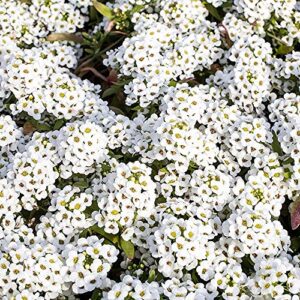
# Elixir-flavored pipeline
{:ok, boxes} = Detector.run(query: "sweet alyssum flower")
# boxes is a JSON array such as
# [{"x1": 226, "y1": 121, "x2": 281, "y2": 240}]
[{"x1": 0, "y1": 0, "x2": 299, "y2": 299}]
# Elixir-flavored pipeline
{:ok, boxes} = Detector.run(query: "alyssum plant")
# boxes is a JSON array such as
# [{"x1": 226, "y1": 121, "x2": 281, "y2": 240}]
[{"x1": 0, "y1": 0, "x2": 299, "y2": 299}]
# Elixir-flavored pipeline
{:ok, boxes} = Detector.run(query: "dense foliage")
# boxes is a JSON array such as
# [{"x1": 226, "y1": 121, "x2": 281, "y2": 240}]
[{"x1": 0, "y1": 0, "x2": 300, "y2": 299}]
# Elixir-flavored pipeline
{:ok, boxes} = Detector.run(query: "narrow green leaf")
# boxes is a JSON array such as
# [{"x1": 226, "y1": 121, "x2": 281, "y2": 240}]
[
  {"x1": 93, "y1": 0, "x2": 113, "y2": 20},
  {"x1": 131, "y1": 5, "x2": 144, "y2": 14},
  {"x1": 120, "y1": 238, "x2": 135, "y2": 259},
  {"x1": 271, "y1": 131, "x2": 283, "y2": 156},
  {"x1": 73, "y1": 181, "x2": 89, "y2": 189},
  {"x1": 29, "y1": 119, "x2": 51, "y2": 132},
  {"x1": 277, "y1": 44, "x2": 294, "y2": 55},
  {"x1": 79, "y1": 228, "x2": 89, "y2": 238},
  {"x1": 91, "y1": 225, "x2": 119, "y2": 244},
  {"x1": 291, "y1": 237, "x2": 300, "y2": 252},
  {"x1": 148, "y1": 269, "x2": 156, "y2": 283},
  {"x1": 90, "y1": 6, "x2": 101, "y2": 23},
  {"x1": 223, "y1": 0, "x2": 233, "y2": 9},
  {"x1": 191, "y1": 269, "x2": 199, "y2": 283},
  {"x1": 53, "y1": 119, "x2": 65, "y2": 130},
  {"x1": 168, "y1": 80, "x2": 177, "y2": 87},
  {"x1": 84, "y1": 201, "x2": 99, "y2": 216},
  {"x1": 204, "y1": 3, "x2": 222, "y2": 21},
  {"x1": 109, "y1": 106, "x2": 125, "y2": 115},
  {"x1": 155, "y1": 196, "x2": 166, "y2": 205},
  {"x1": 91, "y1": 289, "x2": 101, "y2": 300},
  {"x1": 102, "y1": 85, "x2": 122, "y2": 98},
  {"x1": 282, "y1": 157, "x2": 294, "y2": 165}
]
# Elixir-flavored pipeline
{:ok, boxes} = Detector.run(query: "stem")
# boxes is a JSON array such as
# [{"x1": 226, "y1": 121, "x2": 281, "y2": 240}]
[
  {"x1": 267, "y1": 31, "x2": 289, "y2": 47},
  {"x1": 80, "y1": 67, "x2": 108, "y2": 82}
]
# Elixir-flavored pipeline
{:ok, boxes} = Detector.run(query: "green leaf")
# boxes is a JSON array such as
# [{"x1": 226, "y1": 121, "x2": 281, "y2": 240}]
[
  {"x1": 291, "y1": 237, "x2": 300, "y2": 252},
  {"x1": 91, "y1": 289, "x2": 101, "y2": 300},
  {"x1": 93, "y1": 0, "x2": 113, "y2": 20},
  {"x1": 155, "y1": 196, "x2": 166, "y2": 205},
  {"x1": 204, "y1": 2, "x2": 222, "y2": 21},
  {"x1": 102, "y1": 85, "x2": 122, "y2": 98},
  {"x1": 53, "y1": 119, "x2": 65, "y2": 130},
  {"x1": 148, "y1": 269, "x2": 156, "y2": 283},
  {"x1": 168, "y1": 80, "x2": 177, "y2": 87},
  {"x1": 271, "y1": 131, "x2": 283, "y2": 156},
  {"x1": 84, "y1": 200, "x2": 99, "y2": 216},
  {"x1": 91, "y1": 225, "x2": 119, "y2": 244},
  {"x1": 109, "y1": 106, "x2": 125, "y2": 115},
  {"x1": 282, "y1": 157, "x2": 294, "y2": 165},
  {"x1": 79, "y1": 228, "x2": 90, "y2": 238},
  {"x1": 73, "y1": 181, "x2": 89, "y2": 189},
  {"x1": 223, "y1": 0, "x2": 233, "y2": 9},
  {"x1": 131, "y1": 5, "x2": 144, "y2": 14},
  {"x1": 241, "y1": 255, "x2": 254, "y2": 276},
  {"x1": 90, "y1": 6, "x2": 101, "y2": 23},
  {"x1": 277, "y1": 44, "x2": 294, "y2": 55},
  {"x1": 37, "y1": 123, "x2": 51, "y2": 131},
  {"x1": 28, "y1": 119, "x2": 51, "y2": 132},
  {"x1": 191, "y1": 269, "x2": 199, "y2": 283},
  {"x1": 120, "y1": 238, "x2": 135, "y2": 259}
]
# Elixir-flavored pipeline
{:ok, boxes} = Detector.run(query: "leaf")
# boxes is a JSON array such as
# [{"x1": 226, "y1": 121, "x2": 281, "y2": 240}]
[
  {"x1": 291, "y1": 237, "x2": 300, "y2": 252},
  {"x1": 271, "y1": 131, "x2": 283, "y2": 156},
  {"x1": 79, "y1": 228, "x2": 90, "y2": 238},
  {"x1": 109, "y1": 106, "x2": 125, "y2": 115},
  {"x1": 290, "y1": 197, "x2": 300, "y2": 230},
  {"x1": 241, "y1": 255, "x2": 254, "y2": 276},
  {"x1": 131, "y1": 5, "x2": 144, "y2": 14},
  {"x1": 155, "y1": 196, "x2": 166, "y2": 205},
  {"x1": 223, "y1": 0, "x2": 233, "y2": 9},
  {"x1": 148, "y1": 269, "x2": 156, "y2": 283},
  {"x1": 30, "y1": 120, "x2": 51, "y2": 132},
  {"x1": 93, "y1": 0, "x2": 113, "y2": 20},
  {"x1": 277, "y1": 44, "x2": 294, "y2": 55},
  {"x1": 282, "y1": 157, "x2": 294, "y2": 165},
  {"x1": 120, "y1": 238, "x2": 135, "y2": 259},
  {"x1": 91, "y1": 225, "x2": 119, "y2": 244},
  {"x1": 53, "y1": 119, "x2": 65, "y2": 130},
  {"x1": 47, "y1": 33, "x2": 83, "y2": 43},
  {"x1": 204, "y1": 2, "x2": 222, "y2": 21},
  {"x1": 102, "y1": 85, "x2": 122, "y2": 98},
  {"x1": 84, "y1": 200, "x2": 99, "y2": 216},
  {"x1": 168, "y1": 80, "x2": 177, "y2": 87},
  {"x1": 90, "y1": 6, "x2": 101, "y2": 23},
  {"x1": 191, "y1": 269, "x2": 199, "y2": 283},
  {"x1": 91, "y1": 289, "x2": 101, "y2": 300},
  {"x1": 73, "y1": 181, "x2": 89, "y2": 189}
]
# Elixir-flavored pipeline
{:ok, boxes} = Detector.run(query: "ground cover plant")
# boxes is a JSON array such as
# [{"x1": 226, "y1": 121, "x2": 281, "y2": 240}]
[{"x1": 0, "y1": 0, "x2": 300, "y2": 299}]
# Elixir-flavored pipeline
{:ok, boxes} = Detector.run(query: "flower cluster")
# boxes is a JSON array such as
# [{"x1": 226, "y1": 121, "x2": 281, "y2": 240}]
[
  {"x1": 92, "y1": 161, "x2": 156, "y2": 238},
  {"x1": 0, "y1": 0, "x2": 300, "y2": 299}
]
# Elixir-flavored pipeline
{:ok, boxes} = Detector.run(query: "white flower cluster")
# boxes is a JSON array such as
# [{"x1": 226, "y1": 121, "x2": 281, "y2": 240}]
[
  {"x1": 105, "y1": 0, "x2": 223, "y2": 107},
  {"x1": 0, "y1": 0, "x2": 300, "y2": 299},
  {"x1": 103, "y1": 275, "x2": 161, "y2": 300},
  {"x1": 63, "y1": 236, "x2": 119, "y2": 294},
  {"x1": 92, "y1": 161, "x2": 156, "y2": 238},
  {"x1": 0, "y1": 0, "x2": 91, "y2": 45},
  {"x1": 0, "y1": 229, "x2": 118, "y2": 299}
]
